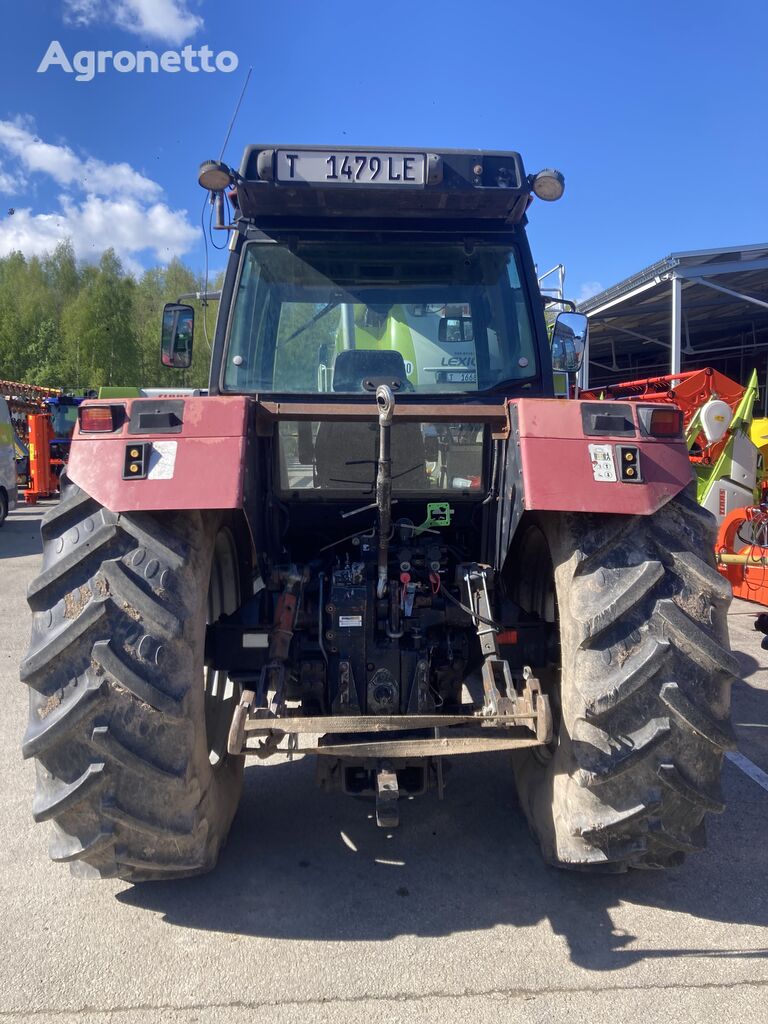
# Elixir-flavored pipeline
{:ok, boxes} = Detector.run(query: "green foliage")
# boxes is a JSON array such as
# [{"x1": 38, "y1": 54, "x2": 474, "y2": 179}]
[
  {"x1": 273, "y1": 302, "x2": 341, "y2": 390},
  {"x1": 0, "y1": 243, "x2": 219, "y2": 391}
]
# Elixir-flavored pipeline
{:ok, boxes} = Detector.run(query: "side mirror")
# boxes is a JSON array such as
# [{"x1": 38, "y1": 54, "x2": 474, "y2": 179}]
[
  {"x1": 551, "y1": 311, "x2": 588, "y2": 374},
  {"x1": 438, "y1": 316, "x2": 474, "y2": 343},
  {"x1": 161, "y1": 303, "x2": 194, "y2": 369}
]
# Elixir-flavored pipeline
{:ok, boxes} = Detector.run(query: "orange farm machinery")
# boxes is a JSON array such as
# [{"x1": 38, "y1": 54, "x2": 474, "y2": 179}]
[
  {"x1": 1, "y1": 381, "x2": 83, "y2": 502},
  {"x1": 584, "y1": 367, "x2": 768, "y2": 605}
]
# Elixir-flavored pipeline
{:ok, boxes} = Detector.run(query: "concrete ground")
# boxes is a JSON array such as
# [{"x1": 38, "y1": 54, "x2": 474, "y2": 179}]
[{"x1": 1, "y1": 502, "x2": 766, "y2": 1024}]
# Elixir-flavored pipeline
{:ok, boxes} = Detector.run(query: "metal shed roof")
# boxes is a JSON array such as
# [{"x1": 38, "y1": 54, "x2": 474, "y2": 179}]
[{"x1": 577, "y1": 244, "x2": 768, "y2": 397}]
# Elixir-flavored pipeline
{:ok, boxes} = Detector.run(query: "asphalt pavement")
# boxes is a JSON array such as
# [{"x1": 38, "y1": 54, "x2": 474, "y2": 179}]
[{"x1": 1, "y1": 502, "x2": 767, "y2": 1024}]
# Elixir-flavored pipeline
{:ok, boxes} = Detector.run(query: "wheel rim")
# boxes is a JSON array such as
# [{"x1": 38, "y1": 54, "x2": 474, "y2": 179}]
[
  {"x1": 204, "y1": 528, "x2": 240, "y2": 767},
  {"x1": 511, "y1": 524, "x2": 561, "y2": 762}
]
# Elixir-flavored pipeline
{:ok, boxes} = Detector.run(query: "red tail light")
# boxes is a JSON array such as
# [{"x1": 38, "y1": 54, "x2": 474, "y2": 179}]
[
  {"x1": 638, "y1": 406, "x2": 683, "y2": 438},
  {"x1": 496, "y1": 630, "x2": 519, "y2": 645},
  {"x1": 649, "y1": 408, "x2": 683, "y2": 437},
  {"x1": 79, "y1": 405, "x2": 122, "y2": 432}
]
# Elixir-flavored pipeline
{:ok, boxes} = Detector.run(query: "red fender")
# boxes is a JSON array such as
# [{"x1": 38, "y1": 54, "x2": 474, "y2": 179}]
[{"x1": 67, "y1": 397, "x2": 249, "y2": 512}]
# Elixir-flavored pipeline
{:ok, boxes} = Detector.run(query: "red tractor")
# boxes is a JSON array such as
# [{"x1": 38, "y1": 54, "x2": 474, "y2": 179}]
[{"x1": 21, "y1": 146, "x2": 736, "y2": 881}]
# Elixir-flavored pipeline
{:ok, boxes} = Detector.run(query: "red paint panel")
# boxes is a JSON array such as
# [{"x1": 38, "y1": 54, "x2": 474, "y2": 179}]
[
  {"x1": 68, "y1": 396, "x2": 249, "y2": 512},
  {"x1": 73, "y1": 396, "x2": 249, "y2": 440},
  {"x1": 69, "y1": 436, "x2": 246, "y2": 512},
  {"x1": 512, "y1": 398, "x2": 692, "y2": 515},
  {"x1": 165, "y1": 396, "x2": 249, "y2": 436},
  {"x1": 517, "y1": 436, "x2": 693, "y2": 514}
]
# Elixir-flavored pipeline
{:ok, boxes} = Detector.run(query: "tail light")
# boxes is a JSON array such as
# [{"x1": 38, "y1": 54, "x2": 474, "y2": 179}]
[
  {"x1": 638, "y1": 406, "x2": 684, "y2": 438},
  {"x1": 496, "y1": 630, "x2": 518, "y2": 645},
  {"x1": 79, "y1": 404, "x2": 124, "y2": 432}
]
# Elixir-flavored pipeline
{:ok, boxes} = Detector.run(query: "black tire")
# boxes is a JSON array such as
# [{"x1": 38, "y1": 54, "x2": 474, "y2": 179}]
[
  {"x1": 20, "y1": 475, "x2": 246, "y2": 881},
  {"x1": 509, "y1": 486, "x2": 738, "y2": 871},
  {"x1": 0, "y1": 489, "x2": 7, "y2": 527}
]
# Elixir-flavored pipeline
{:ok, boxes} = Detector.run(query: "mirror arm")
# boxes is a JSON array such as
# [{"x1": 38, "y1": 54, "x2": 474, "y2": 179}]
[{"x1": 541, "y1": 296, "x2": 577, "y2": 312}]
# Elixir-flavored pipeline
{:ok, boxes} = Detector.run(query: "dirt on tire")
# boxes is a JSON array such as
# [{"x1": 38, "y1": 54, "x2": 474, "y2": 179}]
[{"x1": 510, "y1": 486, "x2": 738, "y2": 871}]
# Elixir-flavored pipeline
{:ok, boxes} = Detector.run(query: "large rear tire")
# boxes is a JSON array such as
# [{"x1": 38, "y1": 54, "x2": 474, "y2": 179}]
[
  {"x1": 509, "y1": 487, "x2": 738, "y2": 871},
  {"x1": 21, "y1": 475, "x2": 245, "y2": 881}
]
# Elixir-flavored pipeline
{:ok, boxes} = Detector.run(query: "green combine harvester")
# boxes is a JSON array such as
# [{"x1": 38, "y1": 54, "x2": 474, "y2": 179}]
[{"x1": 584, "y1": 366, "x2": 761, "y2": 525}]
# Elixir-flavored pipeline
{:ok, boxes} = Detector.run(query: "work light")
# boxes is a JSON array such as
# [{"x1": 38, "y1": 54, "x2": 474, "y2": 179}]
[{"x1": 530, "y1": 169, "x2": 565, "y2": 201}]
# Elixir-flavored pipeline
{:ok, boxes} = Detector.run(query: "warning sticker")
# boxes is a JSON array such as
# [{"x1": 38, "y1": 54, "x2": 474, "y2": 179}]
[
  {"x1": 588, "y1": 444, "x2": 617, "y2": 482},
  {"x1": 338, "y1": 615, "x2": 362, "y2": 628},
  {"x1": 147, "y1": 440, "x2": 178, "y2": 481}
]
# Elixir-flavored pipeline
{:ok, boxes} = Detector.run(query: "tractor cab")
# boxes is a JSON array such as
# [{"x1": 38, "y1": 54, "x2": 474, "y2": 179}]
[
  {"x1": 207, "y1": 145, "x2": 566, "y2": 402},
  {"x1": 45, "y1": 394, "x2": 82, "y2": 442},
  {"x1": 161, "y1": 147, "x2": 587, "y2": 403},
  {"x1": 222, "y1": 238, "x2": 539, "y2": 398},
  {"x1": 166, "y1": 147, "x2": 582, "y2": 504}
]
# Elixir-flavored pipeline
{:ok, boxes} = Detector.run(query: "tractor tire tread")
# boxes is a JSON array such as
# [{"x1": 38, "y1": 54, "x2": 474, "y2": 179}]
[
  {"x1": 27, "y1": 522, "x2": 119, "y2": 607},
  {"x1": 21, "y1": 480, "x2": 243, "y2": 881},
  {"x1": 512, "y1": 488, "x2": 735, "y2": 872},
  {"x1": 32, "y1": 761, "x2": 107, "y2": 822},
  {"x1": 91, "y1": 639, "x2": 183, "y2": 718}
]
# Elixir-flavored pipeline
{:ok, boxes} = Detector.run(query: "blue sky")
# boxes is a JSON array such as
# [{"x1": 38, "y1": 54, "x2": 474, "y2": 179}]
[{"x1": 0, "y1": 0, "x2": 766, "y2": 300}]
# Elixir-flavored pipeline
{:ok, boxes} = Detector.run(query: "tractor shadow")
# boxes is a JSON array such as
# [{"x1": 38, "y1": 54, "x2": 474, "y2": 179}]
[
  {"x1": 0, "y1": 503, "x2": 45, "y2": 560},
  {"x1": 118, "y1": 748, "x2": 768, "y2": 972}
]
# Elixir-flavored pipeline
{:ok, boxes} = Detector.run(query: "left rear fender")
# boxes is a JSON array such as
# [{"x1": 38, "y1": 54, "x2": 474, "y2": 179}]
[{"x1": 67, "y1": 396, "x2": 249, "y2": 513}]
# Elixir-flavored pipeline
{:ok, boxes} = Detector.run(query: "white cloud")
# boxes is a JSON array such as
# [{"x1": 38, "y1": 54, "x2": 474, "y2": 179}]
[
  {"x1": 63, "y1": 0, "x2": 203, "y2": 44},
  {"x1": 0, "y1": 119, "x2": 161, "y2": 200},
  {"x1": 115, "y1": 0, "x2": 203, "y2": 44},
  {"x1": 63, "y1": 0, "x2": 100, "y2": 26},
  {"x1": 0, "y1": 166, "x2": 15, "y2": 195},
  {"x1": 576, "y1": 280, "x2": 604, "y2": 303},
  {"x1": 0, "y1": 196, "x2": 198, "y2": 271},
  {"x1": 0, "y1": 118, "x2": 198, "y2": 271}
]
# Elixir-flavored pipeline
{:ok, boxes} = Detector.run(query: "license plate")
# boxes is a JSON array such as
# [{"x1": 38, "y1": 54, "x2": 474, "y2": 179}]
[
  {"x1": 444, "y1": 371, "x2": 477, "y2": 384},
  {"x1": 275, "y1": 150, "x2": 426, "y2": 186}
]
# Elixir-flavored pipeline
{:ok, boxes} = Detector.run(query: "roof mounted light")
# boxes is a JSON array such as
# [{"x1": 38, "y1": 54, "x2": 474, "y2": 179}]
[
  {"x1": 198, "y1": 160, "x2": 235, "y2": 192},
  {"x1": 530, "y1": 169, "x2": 565, "y2": 202}
]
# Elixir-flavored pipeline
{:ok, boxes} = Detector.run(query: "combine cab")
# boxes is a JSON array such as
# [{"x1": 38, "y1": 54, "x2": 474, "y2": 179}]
[{"x1": 21, "y1": 146, "x2": 737, "y2": 880}]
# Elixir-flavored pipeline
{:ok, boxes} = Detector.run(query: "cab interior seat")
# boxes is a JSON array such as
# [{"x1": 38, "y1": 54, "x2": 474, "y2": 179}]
[{"x1": 314, "y1": 350, "x2": 427, "y2": 491}]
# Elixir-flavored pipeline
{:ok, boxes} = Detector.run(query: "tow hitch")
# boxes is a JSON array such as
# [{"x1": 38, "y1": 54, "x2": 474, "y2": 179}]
[{"x1": 225, "y1": 555, "x2": 553, "y2": 827}]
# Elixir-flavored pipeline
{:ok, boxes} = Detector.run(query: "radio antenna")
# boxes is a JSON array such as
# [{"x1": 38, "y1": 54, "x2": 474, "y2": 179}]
[
  {"x1": 219, "y1": 65, "x2": 252, "y2": 162},
  {"x1": 199, "y1": 66, "x2": 252, "y2": 354}
]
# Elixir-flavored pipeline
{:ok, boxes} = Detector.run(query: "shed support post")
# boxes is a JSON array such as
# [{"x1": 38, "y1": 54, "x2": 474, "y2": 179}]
[
  {"x1": 581, "y1": 319, "x2": 590, "y2": 390},
  {"x1": 670, "y1": 275, "x2": 682, "y2": 376}
]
